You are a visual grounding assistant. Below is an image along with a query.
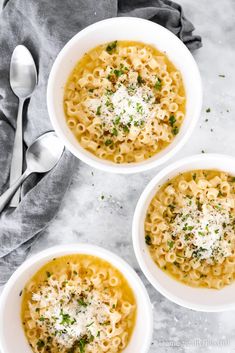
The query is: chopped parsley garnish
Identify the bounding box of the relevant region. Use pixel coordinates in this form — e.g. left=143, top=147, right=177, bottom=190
left=123, top=125, right=129, bottom=133
left=105, top=139, right=113, bottom=146
left=78, top=338, right=86, bottom=353
left=106, top=41, right=117, bottom=54
left=169, top=115, right=176, bottom=127
left=193, top=247, right=207, bottom=258
left=172, top=126, right=179, bottom=135
left=46, top=271, right=51, bottom=278
left=136, top=102, right=143, bottom=114
left=206, top=108, right=211, bottom=113
left=137, top=74, right=145, bottom=85
left=105, top=89, right=114, bottom=96
left=192, top=173, right=196, bottom=180
left=96, top=105, right=101, bottom=116
left=167, top=240, right=174, bottom=249
left=113, top=68, right=125, bottom=77
left=107, top=64, right=128, bottom=79
left=218, top=74, right=225, bottom=78
left=60, top=312, right=73, bottom=325
left=127, top=85, right=136, bottom=95
left=105, top=99, right=114, bottom=111
left=154, top=78, right=162, bottom=90
left=198, top=231, right=205, bottom=236
left=145, top=235, right=151, bottom=245
left=36, top=339, right=45, bottom=349
left=112, top=127, right=118, bottom=136
left=114, top=116, right=121, bottom=125
left=119, top=63, right=128, bottom=72
left=86, top=321, right=94, bottom=327
left=77, top=298, right=88, bottom=307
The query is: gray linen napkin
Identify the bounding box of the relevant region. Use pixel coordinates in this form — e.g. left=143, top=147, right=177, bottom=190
left=0, top=0, right=201, bottom=285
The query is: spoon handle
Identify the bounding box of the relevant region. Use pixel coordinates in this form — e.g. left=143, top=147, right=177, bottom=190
left=9, top=98, right=25, bottom=207
left=0, top=169, right=30, bottom=213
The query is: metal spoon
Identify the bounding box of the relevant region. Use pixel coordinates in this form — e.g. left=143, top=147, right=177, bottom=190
left=9, top=45, right=37, bottom=206
left=0, top=132, right=64, bottom=213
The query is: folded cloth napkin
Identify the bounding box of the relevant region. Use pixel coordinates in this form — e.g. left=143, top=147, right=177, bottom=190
left=0, top=0, right=202, bottom=285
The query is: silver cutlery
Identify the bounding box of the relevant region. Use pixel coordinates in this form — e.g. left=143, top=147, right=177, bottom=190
left=0, top=131, right=64, bottom=213
left=9, top=45, right=37, bottom=206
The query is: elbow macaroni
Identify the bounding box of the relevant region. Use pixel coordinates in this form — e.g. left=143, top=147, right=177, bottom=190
left=64, top=40, right=186, bottom=164
left=145, top=170, right=235, bottom=289
left=21, top=255, right=136, bottom=353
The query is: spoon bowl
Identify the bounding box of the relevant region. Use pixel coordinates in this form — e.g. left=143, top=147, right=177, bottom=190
left=0, top=131, right=64, bottom=213
left=10, top=45, right=37, bottom=99
left=27, top=132, right=65, bottom=173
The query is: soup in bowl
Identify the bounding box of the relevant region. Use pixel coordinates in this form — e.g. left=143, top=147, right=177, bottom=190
left=132, top=154, right=235, bottom=311
left=47, top=17, right=202, bottom=173
left=0, top=244, right=153, bottom=353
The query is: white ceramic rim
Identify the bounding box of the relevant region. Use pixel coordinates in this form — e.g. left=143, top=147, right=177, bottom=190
left=47, top=16, right=203, bottom=174
left=132, top=153, right=235, bottom=312
left=0, top=243, right=153, bottom=353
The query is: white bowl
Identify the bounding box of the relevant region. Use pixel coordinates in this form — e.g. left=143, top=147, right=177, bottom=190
left=132, top=154, right=235, bottom=312
left=0, top=244, right=153, bottom=353
left=47, top=17, right=202, bottom=174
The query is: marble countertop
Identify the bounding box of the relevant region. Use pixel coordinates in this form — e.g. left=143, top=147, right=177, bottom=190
left=13, top=0, right=235, bottom=352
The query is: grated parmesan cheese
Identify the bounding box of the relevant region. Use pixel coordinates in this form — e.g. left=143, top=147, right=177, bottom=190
left=171, top=198, right=233, bottom=261
left=86, top=83, right=156, bottom=133
left=31, top=278, right=118, bottom=349
left=111, top=84, right=155, bottom=125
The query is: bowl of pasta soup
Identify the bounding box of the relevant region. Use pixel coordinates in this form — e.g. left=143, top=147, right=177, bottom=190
left=133, top=154, right=235, bottom=311
left=0, top=244, right=153, bottom=353
left=47, top=17, right=202, bottom=173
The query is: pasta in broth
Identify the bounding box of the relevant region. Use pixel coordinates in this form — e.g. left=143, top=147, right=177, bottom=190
left=64, top=41, right=186, bottom=163
left=145, top=170, right=235, bottom=289
left=21, top=255, right=136, bottom=353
